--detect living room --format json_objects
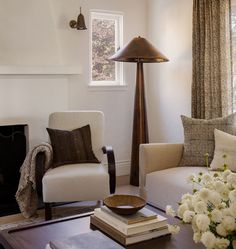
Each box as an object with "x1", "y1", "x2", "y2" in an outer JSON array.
[
  {"x1": 0, "y1": 0, "x2": 190, "y2": 170},
  {"x1": 0, "y1": 0, "x2": 236, "y2": 248}
]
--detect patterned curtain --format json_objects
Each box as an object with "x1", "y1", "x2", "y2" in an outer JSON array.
[{"x1": 192, "y1": 0, "x2": 233, "y2": 119}]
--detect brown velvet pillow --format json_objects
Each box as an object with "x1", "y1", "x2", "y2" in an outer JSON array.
[{"x1": 46, "y1": 125, "x2": 99, "y2": 167}]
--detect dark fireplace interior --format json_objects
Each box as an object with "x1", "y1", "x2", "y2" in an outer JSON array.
[{"x1": 0, "y1": 124, "x2": 28, "y2": 216}]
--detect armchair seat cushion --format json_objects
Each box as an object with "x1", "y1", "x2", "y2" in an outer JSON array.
[
  {"x1": 146, "y1": 166, "x2": 208, "y2": 211},
  {"x1": 42, "y1": 163, "x2": 109, "y2": 202}
]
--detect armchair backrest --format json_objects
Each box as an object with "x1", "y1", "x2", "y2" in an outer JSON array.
[{"x1": 48, "y1": 111, "x2": 104, "y2": 162}]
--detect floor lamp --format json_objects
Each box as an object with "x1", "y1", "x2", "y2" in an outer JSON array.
[{"x1": 110, "y1": 36, "x2": 168, "y2": 186}]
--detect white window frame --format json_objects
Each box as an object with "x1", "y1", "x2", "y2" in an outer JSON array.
[{"x1": 89, "y1": 10, "x2": 124, "y2": 87}]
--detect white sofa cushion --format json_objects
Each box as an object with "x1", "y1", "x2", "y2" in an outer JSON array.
[
  {"x1": 42, "y1": 163, "x2": 109, "y2": 202},
  {"x1": 146, "y1": 166, "x2": 208, "y2": 211},
  {"x1": 210, "y1": 129, "x2": 236, "y2": 172}
]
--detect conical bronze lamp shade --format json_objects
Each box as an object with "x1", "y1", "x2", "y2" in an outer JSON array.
[
  {"x1": 110, "y1": 36, "x2": 168, "y2": 186},
  {"x1": 110, "y1": 36, "x2": 168, "y2": 63}
]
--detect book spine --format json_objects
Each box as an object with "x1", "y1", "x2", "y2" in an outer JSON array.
[
  {"x1": 127, "y1": 220, "x2": 167, "y2": 235},
  {"x1": 126, "y1": 228, "x2": 170, "y2": 245}
]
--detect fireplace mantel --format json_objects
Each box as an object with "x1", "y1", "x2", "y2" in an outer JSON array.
[{"x1": 0, "y1": 65, "x2": 82, "y2": 75}]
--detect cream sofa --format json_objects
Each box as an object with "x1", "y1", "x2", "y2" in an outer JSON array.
[{"x1": 139, "y1": 143, "x2": 208, "y2": 211}]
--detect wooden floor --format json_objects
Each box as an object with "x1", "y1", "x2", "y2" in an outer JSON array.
[{"x1": 0, "y1": 184, "x2": 139, "y2": 225}]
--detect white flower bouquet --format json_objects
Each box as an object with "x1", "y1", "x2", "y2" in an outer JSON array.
[{"x1": 166, "y1": 160, "x2": 236, "y2": 249}]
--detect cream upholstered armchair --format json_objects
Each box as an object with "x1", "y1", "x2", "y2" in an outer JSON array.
[
  {"x1": 36, "y1": 111, "x2": 116, "y2": 220},
  {"x1": 139, "y1": 143, "x2": 208, "y2": 211}
]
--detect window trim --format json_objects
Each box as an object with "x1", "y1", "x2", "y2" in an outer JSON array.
[{"x1": 89, "y1": 10, "x2": 124, "y2": 87}]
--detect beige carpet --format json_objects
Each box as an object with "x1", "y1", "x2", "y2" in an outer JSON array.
[{"x1": 0, "y1": 201, "x2": 99, "y2": 231}]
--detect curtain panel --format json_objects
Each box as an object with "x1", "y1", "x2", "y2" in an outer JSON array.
[{"x1": 192, "y1": 0, "x2": 233, "y2": 119}]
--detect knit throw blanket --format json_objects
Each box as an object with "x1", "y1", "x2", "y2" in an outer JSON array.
[{"x1": 16, "y1": 143, "x2": 53, "y2": 218}]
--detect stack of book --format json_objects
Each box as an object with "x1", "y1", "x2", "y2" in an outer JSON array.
[{"x1": 90, "y1": 206, "x2": 170, "y2": 246}]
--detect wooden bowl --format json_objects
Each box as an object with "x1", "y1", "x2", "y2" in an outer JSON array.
[{"x1": 103, "y1": 195, "x2": 146, "y2": 215}]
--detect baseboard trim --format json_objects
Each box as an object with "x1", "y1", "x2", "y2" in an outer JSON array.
[
  {"x1": 104, "y1": 159, "x2": 130, "y2": 177},
  {"x1": 104, "y1": 160, "x2": 130, "y2": 176},
  {"x1": 115, "y1": 160, "x2": 130, "y2": 176}
]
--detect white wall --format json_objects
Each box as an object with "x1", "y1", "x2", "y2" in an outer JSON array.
[
  {"x1": 147, "y1": 0, "x2": 192, "y2": 143},
  {"x1": 0, "y1": 0, "x2": 147, "y2": 175}
]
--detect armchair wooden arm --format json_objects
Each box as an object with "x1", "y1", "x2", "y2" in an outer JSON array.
[
  {"x1": 35, "y1": 152, "x2": 47, "y2": 197},
  {"x1": 102, "y1": 146, "x2": 116, "y2": 194}
]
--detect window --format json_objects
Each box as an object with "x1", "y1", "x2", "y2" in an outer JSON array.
[{"x1": 90, "y1": 11, "x2": 123, "y2": 86}]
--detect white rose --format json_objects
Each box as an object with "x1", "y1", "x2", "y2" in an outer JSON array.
[
  {"x1": 177, "y1": 203, "x2": 189, "y2": 218},
  {"x1": 191, "y1": 216, "x2": 198, "y2": 233},
  {"x1": 166, "y1": 205, "x2": 175, "y2": 217},
  {"x1": 222, "y1": 216, "x2": 236, "y2": 232},
  {"x1": 210, "y1": 209, "x2": 223, "y2": 223},
  {"x1": 192, "y1": 194, "x2": 201, "y2": 207},
  {"x1": 196, "y1": 214, "x2": 210, "y2": 232},
  {"x1": 227, "y1": 173, "x2": 236, "y2": 189},
  {"x1": 229, "y1": 190, "x2": 236, "y2": 202},
  {"x1": 181, "y1": 193, "x2": 193, "y2": 201},
  {"x1": 183, "y1": 210, "x2": 195, "y2": 223},
  {"x1": 167, "y1": 224, "x2": 180, "y2": 234},
  {"x1": 222, "y1": 208, "x2": 231, "y2": 216},
  {"x1": 214, "y1": 238, "x2": 230, "y2": 249},
  {"x1": 214, "y1": 180, "x2": 225, "y2": 192},
  {"x1": 202, "y1": 174, "x2": 212, "y2": 184},
  {"x1": 193, "y1": 232, "x2": 201, "y2": 243},
  {"x1": 181, "y1": 193, "x2": 194, "y2": 209},
  {"x1": 208, "y1": 191, "x2": 221, "y2": 207},
  {"x1": 222, "y1": 170, "x2": 231, "y2": 181},
  {"x1": 233, "y1": 240, "x2": 236, "y2": 249},
  {"x1": 229, "y1": 202, "x2": 236, "y2": 217},
  {"x1": 199, "y1": 188, "x2": 211, "y2": 201},
  {"x1": 194, "y1": 201, "x2": 207, "y2": 214},
  {"x1": 218, "y1": 202, "x2": 227, "y2": 209},
  {"x1": 216, "y1": 224, "x2": 227, "y2": 237},
  {"x1": 201, "y1": 231, "x2": 215, "y2": 249},
  {"x1": 214, "y1": 181, "x2": 229, "y2": 199}
]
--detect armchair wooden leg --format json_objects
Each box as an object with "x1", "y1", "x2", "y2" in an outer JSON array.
[{"x1": 45, "y1": 203, "x2": 52, "y2": 221}]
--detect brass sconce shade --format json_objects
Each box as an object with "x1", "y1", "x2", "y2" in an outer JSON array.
[
  {"x1": 110, "y1": 36, "x2": 168, "y2": 186},
  {"x1": 69, "y1": 7, "x2": 87, "y2": 30},
  {"x1": 110, "y1": 36, "x2": 168, "y2": 63}
]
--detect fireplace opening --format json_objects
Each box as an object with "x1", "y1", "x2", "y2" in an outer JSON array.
[{"x1": 0, "y1": 124, "x2": 28, "y2": 216}]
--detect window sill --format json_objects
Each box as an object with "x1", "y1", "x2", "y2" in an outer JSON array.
[{"x1": 88, "y1": 84, "x2": 128, "y2": 91}]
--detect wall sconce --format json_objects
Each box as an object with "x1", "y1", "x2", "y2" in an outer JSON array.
[{"x1": 69, "y1": 7, "x2": 87, "y2": 30}]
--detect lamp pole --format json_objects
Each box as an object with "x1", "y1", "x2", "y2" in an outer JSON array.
[{"x1": 130, "y1": 62, "x2": 149, "y2": 186}]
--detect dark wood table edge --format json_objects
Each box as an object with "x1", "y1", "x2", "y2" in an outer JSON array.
[
  {"x1": 0, "y1": 211, "x2": 94, "y2": 249},
  {"x1": 0, "y1": 204, "x2": 171, "y2": 249}
]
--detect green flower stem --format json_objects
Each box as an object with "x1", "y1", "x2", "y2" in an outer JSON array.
[{"x1": 205, "y1": 153, "x2": 209, "y2": 168}]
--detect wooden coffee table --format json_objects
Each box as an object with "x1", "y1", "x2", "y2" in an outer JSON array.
[{"x1": 0, "y1": 208, "x2": 204, "y2": 249}]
